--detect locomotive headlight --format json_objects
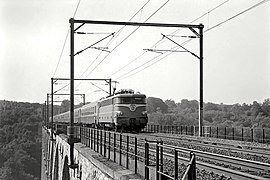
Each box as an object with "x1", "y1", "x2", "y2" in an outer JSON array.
[
  {"x1": 115, "y1": 111, "x2": 123, "y2": 117},
  {"x1": 141, "y1": 111, "x2": 147, "y2": 115}
]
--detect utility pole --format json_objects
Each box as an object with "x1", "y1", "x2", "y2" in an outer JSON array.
[
  {"x1": 199, "y1": 24, "x2": 204, "y2": 137},
  {"x1": 47, "y1": 94, "x2": 49, "y2": 129},
  {"x1": 69, "y1": 18, "x2": 78, "y2": 169},
  {"x1": 50, "y1": 78, "x2": 54, "y2": 180},
  {"x1": 109, "y1": 78, "x2": 112, "y2": 96},
  {"x1": 44, "y1": 101, "x2": 47, "y2": 127},
  {"x1": 51, "y1": 78, "x2": 54, "y2": 133}
]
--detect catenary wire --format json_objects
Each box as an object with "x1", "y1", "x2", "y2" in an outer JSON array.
[
  {"x1": 52, "y1": 30, "x2": 69, "y2": 78},
  {"x1": 76, "y1": 0, "x2": 170, "y2": 93},
  {"x1": 55, "y1": 0, "x2": 264, "y2": 94},
  {"x1": 52, "y1": 0, "x2": 82, "y2": 78},
  {"x1": 108, "y1": 0, "x2": 230, "y2": 78},
  {"x1": 83, "y1": 0, "x2": 170, "y2": 79},
  {"x1": 54, "y1": 0, "x2": 228, "y2": 93},
  {"x1": 72, "y1": 0, "x2": 81, "y2": 18},
  {"x1": 77, "y1": 0, "x2": 151, "y2": 79},
  {"x1": 74, "y1": 0, "x2": 168, "y2": 90},
  {"x1": 116, "y1": 40, "x2": 191, "y2": 81},
  {"x1": 205, "y1": 0, "x2": 269, "y2": 32},
  {"x1": 73, "y1": 0, "x2": 152, "y2": 90},
  {"x1": 116, "y1": 0, "x2": 269, "y2": 81}
]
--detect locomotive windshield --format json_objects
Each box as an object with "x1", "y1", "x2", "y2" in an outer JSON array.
[{"x1": 114, "y1": 97, "x2": 146, "y2": 104}]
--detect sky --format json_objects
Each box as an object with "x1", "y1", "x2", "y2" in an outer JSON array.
[{"x1": 0, "y1": 0, "x2": 269, "y2": 105}]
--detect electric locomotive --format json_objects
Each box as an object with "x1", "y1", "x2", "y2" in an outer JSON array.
[{"x1": 53, "y1": 89, "x2": 148, "y2": 132}]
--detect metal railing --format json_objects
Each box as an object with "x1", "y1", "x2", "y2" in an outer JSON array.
[
  {"x1": 79, "y1": 127, "x2": 143, "y2": 175},
  {"x1": 145, "y1": 124, "x2": 270, "y2": 143},
  {"x1": 144, "y1": 139, "x2": 196, "y2": 180},
  {"x1": 144, "y1": 139, "x2": 163, "y2": 180},
  {"x1": 181, "y1": 152, "x2": 196, "y2": 180},
  {"x1": 48, "y1": 125, "x2": 198, "y2": 179}
]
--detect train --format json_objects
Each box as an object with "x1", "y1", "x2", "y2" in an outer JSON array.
[{"x1": 52, "y1": 89, "x2": 148, "y2": 132}]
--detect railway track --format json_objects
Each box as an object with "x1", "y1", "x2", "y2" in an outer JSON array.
[
  {"x1": 78, "y1": 127, "x2": 270, "y2": 179},
  {"x1": 163, "y1": 144, "x2": 270, "y2": 178},
  {"x1": 141, "y1": 132, "x2": 270, "y2": 160},
  {"x1": 158, "y1": 148, "x2": 269, "y2": 180},
  {"x1": 119, "y1": 132, "x2": 270, "y2": 179},
  {"x1": 125, "y1": 137, "x2": 270, "y2": 179}
]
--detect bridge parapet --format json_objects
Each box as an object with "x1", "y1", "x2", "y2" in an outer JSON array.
[{"x1": 42, "y1": 127, "x2": 143, "y2": 180}]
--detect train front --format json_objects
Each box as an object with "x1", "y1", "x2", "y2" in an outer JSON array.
[{"x1": 113, "y1": 90, "x2": 148, "y2": 132}]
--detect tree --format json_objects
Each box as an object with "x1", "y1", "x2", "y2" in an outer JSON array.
[
  {"x1": 147, "y1": 97, "x2": 168, "y2": 113},
  {"x1": 60, "y1": 99, "x2": 70, "y2": 113},
  {"x1": 176, "y1": 99, "x2": 198, "y2": 113},
  {"x1": 250, "y1": 101, "x2": 265, "y2": 117},
  {"x1": 204, "y1": 102, "x2": 222, "y2": 111},
  {"x1": 261, "y1": 99, "x2": 270, "y2": 116},
  {"x1": 0, "y1": 100, "x2": 42, "y2": 180},
  {"x1": 148, "y1": 112, "x2": 163, "y2": 124},
  {"x1": 165, "y1": 99, "x2": 177, "y2": 112}
]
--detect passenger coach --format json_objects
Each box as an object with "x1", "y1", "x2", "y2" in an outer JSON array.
[{"x1": 52, "y1": 89, "x2": 148, "y2": 132}]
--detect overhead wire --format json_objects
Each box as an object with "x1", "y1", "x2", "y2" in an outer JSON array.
[
  {"x1": 108, "y1": 0, "x2": 230, "y2": 79},
  {"x1": 83, "y1": 0, "x2": 170, "y2": 79},
  {"x1": 52, "y1": 29, "x2": 69, "y2": 77},
  {"x1": 115, "y1": 0, "x2": 268, "y2": 81},
  {"x1": 75, "y1": 0, "x2": 170, "y2": 91},
  {"x1": 72, "y1": 0, "x2": 81, "y2": 18},
  {"x1": 72, "y1": 0, "x2": 151, "y2": 91},
  {"x1": 52, "y1": 0, "x2": 82, "y2": 78},
  {"x1": 77, "y1": 0, "x2": 169, "y2": 100},
  {"x1": 118, "y1": 51, "x2": 172, "y2": 81},
  {"x1": 52, "y1": 0, "x2": 82, "y2": 90},
  {"x1": 143, "y1": 0, "x2": 231, "y2": 49},
  {"x1": 116, "y1": 39, "x2": 191, "y2": 81},
  {"x1": 205, "y1": 0, "x2": 269, "y2": 32},
  {"x1": 77, "y1": 0, "x2": 151, "y2": 80},
  {"x1": 53, "y1": 83, "x2": 70, "y2": 94},
  {"x1": 171, "y1": 0, "x2": 230, "y2": 35},
  {"x1": 54, "y1": 0, "x2": 263, "y2": 94},
  {"x1": 55, "y1": 0, "x2": 229, "y2": 95},
  {"x1": 90, "y1": 82, "x2": 110, "y2": 94},
  {"x1": 74, "y1": 33, "x2": 115, "y2": 56}
]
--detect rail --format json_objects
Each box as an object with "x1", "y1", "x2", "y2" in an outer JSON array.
[{"x1": 145, "y1": 124, "x2": 270, "y2": 143}]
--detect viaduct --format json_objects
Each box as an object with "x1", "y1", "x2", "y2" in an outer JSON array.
[{"x1": 41, "y1": 126, "x2": 146, "y2": 180}]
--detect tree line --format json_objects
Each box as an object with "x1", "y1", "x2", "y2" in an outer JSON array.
[
  {"x1": 50, "y1": 97, "x2": 270, "y2": 129},
  {"x1": 146, "y1": 97, "x2": 270, "y2": 129},
  {"x1": 0, "y1": 100, "x2": 42, "y2": 180}
]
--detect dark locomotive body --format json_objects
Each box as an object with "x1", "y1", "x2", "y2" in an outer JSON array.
[{"x1": 53, "y1": 89, "x2": 148, "y2": 132}]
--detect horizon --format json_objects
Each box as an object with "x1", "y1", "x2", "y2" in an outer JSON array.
[{"x1": 1, "y1": 95, "x2": 268, "y2": 106}]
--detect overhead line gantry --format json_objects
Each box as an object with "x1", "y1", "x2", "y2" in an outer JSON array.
[{"x1": 69, "y1": 18, "x2": 204, "y2": 169}]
